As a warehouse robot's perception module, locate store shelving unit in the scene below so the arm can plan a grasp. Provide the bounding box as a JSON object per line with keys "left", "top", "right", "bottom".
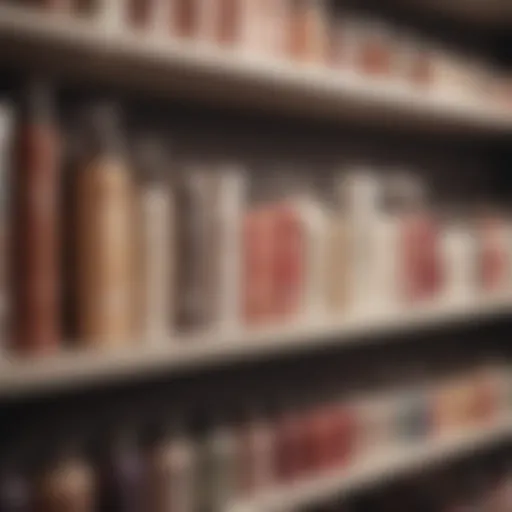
{"left": 0, "top": 294, "right": 510, "bottom": 400}
{"left": 228, "top": 418, "right": 512, "bottom": 512}
{"left": 0, "top": 5, "right": 511, "bottom": 134}
{"left": 0, "top": 4, "right": 511, "bottom": 511}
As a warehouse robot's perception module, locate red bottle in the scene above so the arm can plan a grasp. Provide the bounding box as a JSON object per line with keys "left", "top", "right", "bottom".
{"left": 275, "top": 396, "right": 306, "bottom": 483}
{"left": 12, "top": 81, "right": 61, "bottom": 356}
{"left": 272, "top": 202, "right": 306, "bottom": 322}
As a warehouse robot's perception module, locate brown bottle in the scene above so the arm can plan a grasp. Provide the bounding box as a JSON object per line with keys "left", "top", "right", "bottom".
{"left": 36, "top": 448, "right": 95, "bottom": 512}
{"left": 75, "top": 104, "right": 134, "bottom": 348}
{"left": 11, "top": 81, "right": 61, "bottom": 356}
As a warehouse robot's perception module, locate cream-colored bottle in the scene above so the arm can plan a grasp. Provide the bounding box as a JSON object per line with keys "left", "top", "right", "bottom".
{"left": 76, "top": 104, "right": 134, "bottom": 348}
{"left": 133, "top": 137, "right": 175, "bottom": 344}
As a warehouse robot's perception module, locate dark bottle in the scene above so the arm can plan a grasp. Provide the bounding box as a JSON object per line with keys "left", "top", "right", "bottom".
{"left": 98, "top": 431, "right": 145, "bottom": 512}
{"left": 11, "top": 80, "right": 61, "bottom": 356}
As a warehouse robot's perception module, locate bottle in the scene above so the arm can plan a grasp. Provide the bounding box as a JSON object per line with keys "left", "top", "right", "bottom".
{"left": 201, "top": 415, "right": 239, "bottom": 511}
{"left": 36, "top": 446, "right": 95, "bottom": 512}
{"left": 0, "top": 103, "right": 13, "bottom": 355}
{"left": 287, "top": 0, "right": 328, "bottom": 64}
{"left": 146, "top": 420, "right": 197, "bottom": 512}
{"left": 388, "top": 173, "right": 440, "bottom": 305}
{"left": 75, "top": 103, "right": 134, "bottom": 348}
{"left": 476, "top": 206, "right": 508, "bottom": 294}
{"left": 242, "top": 203, "right": 275, "bottom": 327}
{"left": 209, "top": 166, "right": 246, "bottom": 330}
{"left": 275, "top": 394, "right": 306, "bottom": 483}
{"left": 98, "top": 429, "right": 145, "bottom": 512}
{"left": 324, "top": 185, "right": 349, "bottom": 316}
{"left": 11, "top": 81, "right": 61, "bottom": 356}
{"left": 339, "top": 170, "right": 383, "bottom": 313}
{"left": 237, "top": 407, "right": 275, "bottom": 496}
{"left": 175, "top": 166, "right": 217, "bottom": 332}
{"left": 439, "top": 208, "right": 476, "bottom": 303}
{"left": 133, "top": 136, "right": 174, "bottom": 344}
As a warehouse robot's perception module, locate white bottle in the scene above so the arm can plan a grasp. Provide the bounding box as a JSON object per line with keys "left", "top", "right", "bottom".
{"left": 135, "top": 137, "right": 174, "bottom": 344}
{"left": 213, "top": 166, "right": 246, "bottom": 331}
{"left": 339, "top": 170, "right": 382, "bottom": 314}
{"left": 440, "top": 216, "right": 475, "bottom": 303}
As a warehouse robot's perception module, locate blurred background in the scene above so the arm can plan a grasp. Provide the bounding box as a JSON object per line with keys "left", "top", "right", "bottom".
{"left": 0, "top": 1, "right": 511, "bottom": 511}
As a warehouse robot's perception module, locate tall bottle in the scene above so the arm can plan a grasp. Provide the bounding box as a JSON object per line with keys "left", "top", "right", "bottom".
{"left": 12, "top": 81, "right": 61, "bottom": 356}
{"left": 0, "top": 103, "right": 13, "bottom": 355}
{"left": 133, "top": 136, "right": 174, "bottom": 343}
{"left": 209, "top": 166, "right": 246, "bottom": 330}
{"left": 175, "top": 166, "right": 216, "bottom": 332}
{"left": 75, "top": 103, "right": 134, "bottom": 348}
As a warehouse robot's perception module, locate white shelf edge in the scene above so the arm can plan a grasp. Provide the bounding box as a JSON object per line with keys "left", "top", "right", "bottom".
{"left": 0, "top": 295, "right": 510, "bottom": 399}
{"left": 0, "top": 6, "right": 511, "bottom": 134}
{"left": 227, "top": 419, "right": 512, "bottom": 512}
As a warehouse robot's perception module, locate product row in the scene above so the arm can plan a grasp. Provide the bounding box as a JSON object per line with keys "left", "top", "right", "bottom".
{"left": 5, "top": 0, "right": 512, "bottom": 109}
{"left": 2, "top": 85, "right": 512, "bottom": 356}
{"left": 1, "top": 363, "right": 511, "bottom": 511}
{"left": 311, "top": 455, "right": 512, "bottom": 511}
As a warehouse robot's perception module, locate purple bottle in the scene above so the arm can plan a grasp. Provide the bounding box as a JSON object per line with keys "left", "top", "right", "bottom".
{"left": 99, "top": 430, "right": 146, "bottom": 512}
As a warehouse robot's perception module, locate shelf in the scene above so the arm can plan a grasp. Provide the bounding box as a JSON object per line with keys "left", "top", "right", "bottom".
{"left": 227, "top": 419, "right": 512, "bottom": 512}
{"left": 0, "top": 295, "right": 510, "bottom": 400}
{"left": 0, "top": 6, "right": 511, "bottom": 135}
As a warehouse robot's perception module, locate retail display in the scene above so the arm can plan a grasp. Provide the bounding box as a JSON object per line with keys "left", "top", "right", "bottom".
{"left": 0, "top": 91, "right": 511, "bottom": 358}
{"left": 0, "top": 1, "right": 509, "bottom": 511}
{"left": 6, "top": 1, "right": 511, "bottom": 111}
{"left": 0, "top": 362, "right": 510, "bottom": 511}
